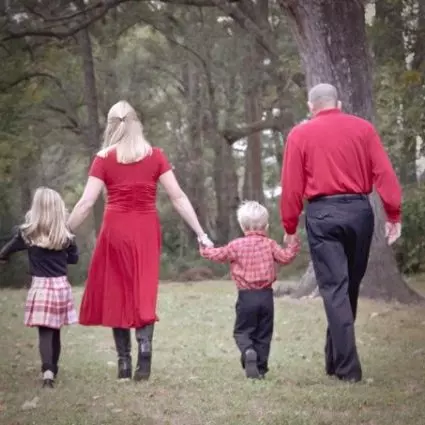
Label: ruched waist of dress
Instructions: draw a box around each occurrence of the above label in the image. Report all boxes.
[105,183,157,214]
[105,204,157,214]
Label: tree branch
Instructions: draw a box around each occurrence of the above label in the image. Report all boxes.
[23,1,106,24]
[2,0,128,41]
[221,113,291,145]
[0,71,65,92]
[44,103,81,131]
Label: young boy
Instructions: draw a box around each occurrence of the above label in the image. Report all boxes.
[199,201,300,379]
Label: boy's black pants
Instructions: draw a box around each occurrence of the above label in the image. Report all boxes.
[233,288,274,375]
[38,326,61,375]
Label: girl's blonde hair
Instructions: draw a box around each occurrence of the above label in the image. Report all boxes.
[101,100,152,163]
[237,200,269,232]
[21,187,73,250]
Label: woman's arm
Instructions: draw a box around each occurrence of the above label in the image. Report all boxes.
[159,170,208,240]
[67,177,104,231]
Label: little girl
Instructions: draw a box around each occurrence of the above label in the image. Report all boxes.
[0,187,79,388]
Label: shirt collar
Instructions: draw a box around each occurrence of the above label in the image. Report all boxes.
[314,108,341,117]
[244,230,267,237]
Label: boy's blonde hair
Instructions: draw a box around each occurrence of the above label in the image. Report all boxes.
[100,100,152,164]
[21,187,73,250]
[237,200,269,232]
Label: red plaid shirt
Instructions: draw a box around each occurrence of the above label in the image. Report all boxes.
[200,231,300,290]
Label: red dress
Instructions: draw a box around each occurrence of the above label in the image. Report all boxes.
[79,147,171,328]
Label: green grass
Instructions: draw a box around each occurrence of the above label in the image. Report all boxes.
[1,281,425,425]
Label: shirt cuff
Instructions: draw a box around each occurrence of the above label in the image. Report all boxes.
[386,211,401,223]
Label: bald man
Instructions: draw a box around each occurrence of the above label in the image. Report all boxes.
[280,83,402,383]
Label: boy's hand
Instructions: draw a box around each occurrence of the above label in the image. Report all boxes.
[284,233,299,246]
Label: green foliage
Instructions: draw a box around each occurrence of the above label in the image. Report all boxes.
[396,185,425,274]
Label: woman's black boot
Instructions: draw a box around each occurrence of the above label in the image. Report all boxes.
[134,324,154,381]
[112,328,132,379]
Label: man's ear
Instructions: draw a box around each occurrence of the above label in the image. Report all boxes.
[307,101,314,114]
[337,100,342,110]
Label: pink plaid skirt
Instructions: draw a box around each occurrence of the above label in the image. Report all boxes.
[24,276,78,329]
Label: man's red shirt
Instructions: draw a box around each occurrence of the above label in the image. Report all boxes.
[280,109,402,235]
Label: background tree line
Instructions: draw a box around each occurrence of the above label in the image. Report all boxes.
[0,0,424,304]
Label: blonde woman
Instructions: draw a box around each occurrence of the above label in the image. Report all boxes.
[67,100,212,382]
[0,187,79,389]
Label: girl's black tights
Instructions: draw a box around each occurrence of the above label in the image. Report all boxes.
[38,326,61,374]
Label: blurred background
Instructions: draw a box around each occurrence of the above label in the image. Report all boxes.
[0,0,424,289]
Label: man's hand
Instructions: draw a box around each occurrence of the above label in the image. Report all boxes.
[284,233,299,246]
[385,222,401,245]
[0,259,7,264]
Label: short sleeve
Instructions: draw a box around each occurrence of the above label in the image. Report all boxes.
[156,148,172,177]
[88,155,106,181]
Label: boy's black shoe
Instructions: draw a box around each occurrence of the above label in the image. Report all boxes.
[42,371,55,388]
[244,349,260,379]
[52,365,59,379]
[42,379,54,388]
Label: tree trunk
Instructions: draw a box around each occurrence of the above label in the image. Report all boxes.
[178,61,207,248]
[204,45,240,244]
[76,0,104,234]
[279,0,422,303]
[242,94,265,203]
[212,135,241,244]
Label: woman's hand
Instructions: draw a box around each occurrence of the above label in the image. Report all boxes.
[197,233,214,248]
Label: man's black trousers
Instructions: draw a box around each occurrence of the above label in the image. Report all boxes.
[233,288,274,375]
[305,194,374,381]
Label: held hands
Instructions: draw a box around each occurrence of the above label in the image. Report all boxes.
[197,233,214,248]
[385,222,401,246]
[284,232,301,248]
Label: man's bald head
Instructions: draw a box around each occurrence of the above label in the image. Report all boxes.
[307,83,341,114]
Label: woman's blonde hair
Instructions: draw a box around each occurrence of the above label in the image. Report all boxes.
[237,200,269,232]
[21,187,73,250]
[101,100,152,163]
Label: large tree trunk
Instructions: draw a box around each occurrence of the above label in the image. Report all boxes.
[279,0,422,303]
